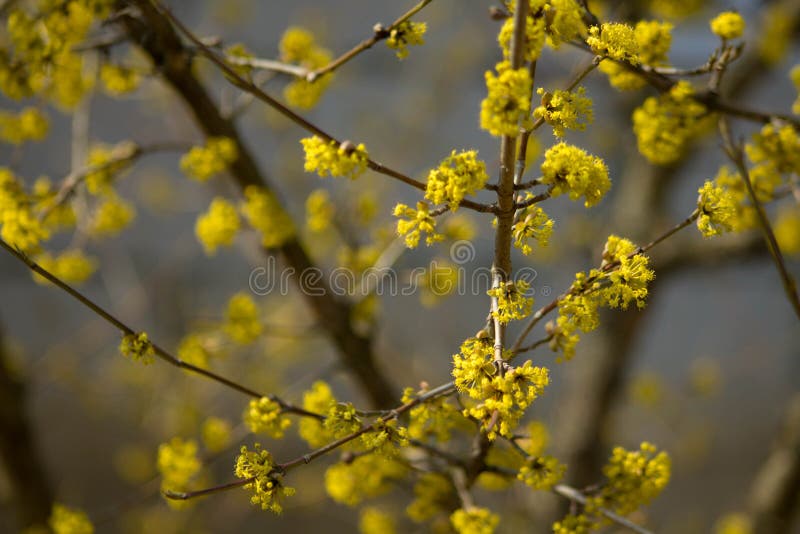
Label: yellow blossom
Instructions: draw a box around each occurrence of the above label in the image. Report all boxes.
[240,185,295,248]
[697,180,736,237]
[599,20,672,90]
[407,472,455,522]
[325,454,406,506]
[360,507,396,534]
[235,443,295,513]
[301,136,368,179]
[587,23,640,64]
[298,381,337,447]
[498,9,546,61]
[119,332,155,365]
[34,249,96,285]
[540,142,610,207]
[534,86,593,138]
[425,150,489,209]
[0,106,48,144]
[480,61,532,137]
[84,142,138,195]
[511,202,553,255]
[100,63,140,95]
[791,65,800,115]
[195,197,241,254]
[88,193,135,238]
[180,137,238,181]
[177,333,213,368]
[488,279,534,324]
[394,201,444,248]
[546,0,587,47]
[387,21,427,59]
[774,206,800,256]
[223,292,262,344]
[710,11,745,40]
[517,455,565,490]
[0,168,50,253]
[157,437,201,498]
[49,503,94,534]
[450,507,500,534]
[305,189,335,232]
[279,27,334,109]
[202,417,232,453]
[243,397,291,438]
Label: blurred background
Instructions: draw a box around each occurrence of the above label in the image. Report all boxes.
[0,0,799,532]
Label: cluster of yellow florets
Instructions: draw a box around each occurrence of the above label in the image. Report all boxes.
[49,503,95,534]
[223,292,263,344]
[244,397,292,438]
[746,123,800,177]
[587,23,640,64]
[425,150,489,209]
[0,106,48,144]
[360,419,409,457]
[450,507,500,534]
[279,27,334,109]
[235,443,295,513]
[157,437,201,500]
[305,189,335,232]
[195,197,241,255]
[534,86,594,137]
[545,0,587,47]
[599,235,655,309]
[34,249,96,285]
[177,333,213,369]
[600,20,673,90]
[241,185,296,248]
[100,63,141,95]
[406,472,454,523]
[0,168,51,253]
[84,142,138,194]
[394,201,444,248]
[498,6,546,61]
[360,507,396,534]
[119,332,156,365]
[301,136,369,180]
[632,80,710,165]
[696,181,737,237]
[599,442,671,515]
[540,142,610,207]
[548,292,595,360]
[323,402,362,438]
[202,417,233,453]
[403,386,463,442]
[298,381,337,447]
[518,455,565,490]
[324,454,406,506]
[791,66,800,115]
[710,11,745,40]
[87,193,135,238]
[511,202,553,255]
[180,137,238,181]
[775,206,800,256]
[480,61,532,137]
[488,279,534,324]
[387,21,427,59]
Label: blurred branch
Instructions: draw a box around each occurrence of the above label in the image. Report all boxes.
[0,238,321,419]
[121,0,400,407]
[746,393,800,534]
[0,323,54,530]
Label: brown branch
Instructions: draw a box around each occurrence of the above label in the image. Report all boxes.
[718,118,800,320]
[0,238,321,419]
[123,0,398,407]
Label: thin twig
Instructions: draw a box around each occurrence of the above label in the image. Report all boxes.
[552,484,654,534]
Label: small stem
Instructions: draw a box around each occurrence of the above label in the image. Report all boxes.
[164,478,252,500]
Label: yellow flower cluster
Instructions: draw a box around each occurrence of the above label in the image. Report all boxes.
[450,507,500,534]
[235,443,295,513]
[387,21,427,59]
[279,27,334,109]
[244,397,291,438]
[298,380,337,447]
[177,333,213,369]
[301,136,368,180]
[195,197,241,255]
[791,65,800,115]
[360,507,396,534]
[31,177,76,232]
[714,513,753,534]
[119,332,155,365]
[548,292,594,360]
[3,1,109,108]
[0,106,48,144]
[323,402,362,438]
[100,63,140,95]
[402,386,463,442]
[305,189,335,232]
[325,454,406,506]
[223,292,263,344]
[632,80,710,165]
[394,201,444,248]
[488,279,534,324]
[697,181,737,237]
[180,137,238,182]
[600,442,671,515]
[202,417,232,453]
[600,235,655,309]
[452,337,549,439]
[480,61,532,137]
[498,6,546,62]
[157,437,201,497]
[241,185,296,248]
[360,419,409,457]
[599,20,673,90]
[587,23,640,64]
[746,123,800,177]
[512,202,553,255]
[425,150,489,210]
[546,0,587,48]
[534,86,594,138]
[540,142,610,207]
[710,11,745,40]
[49,503,94,534]
[774,206,800,256]
[707,167,757,232]
[34,249,96,285]
[517,455,565,490]
[0,168,50,253]
[88,194,136,238]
